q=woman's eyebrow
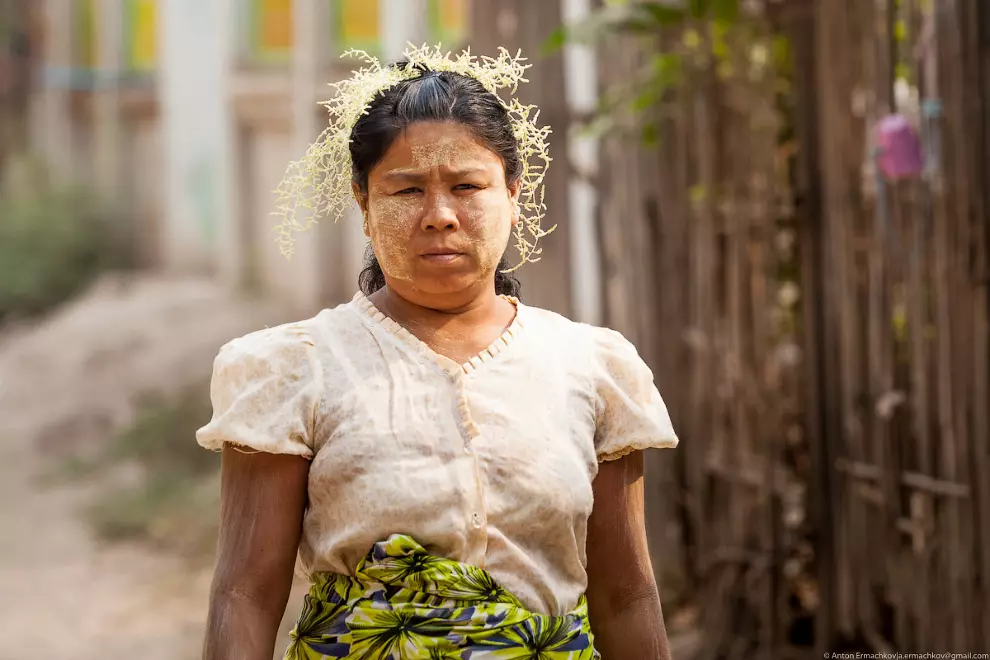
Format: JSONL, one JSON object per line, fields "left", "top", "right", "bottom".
{"left": 447, "top": 167, "right": 489, "bottom": 178}
{"left": 380, "top": 169, "right": 424, "bottom": 182}
{"left": 381, "top": 166, "right": 490, "bottom": 182}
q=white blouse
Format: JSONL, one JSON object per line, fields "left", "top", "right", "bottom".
{"left": 196, "top": 292, "right": 678, "bottom": 616}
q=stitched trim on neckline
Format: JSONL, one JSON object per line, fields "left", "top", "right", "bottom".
{"left": 351, "top": 292, "right": 525, "bottom": 376}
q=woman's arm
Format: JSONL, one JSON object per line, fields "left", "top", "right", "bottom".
{"left": 202, "top": 446, "right": 310, "bottom": 660}
{"left": 586, "top": 451, "right": 671, "bottom": 660}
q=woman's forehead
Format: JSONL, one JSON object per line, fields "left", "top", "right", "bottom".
{"left": 374, "top": 122, "right": 503, "bottom": 175}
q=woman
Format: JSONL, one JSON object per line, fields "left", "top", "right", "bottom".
{"left": 197, "top": 46, "right": 678, "bottom": 660}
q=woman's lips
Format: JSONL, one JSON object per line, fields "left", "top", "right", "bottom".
{"left": 421, "top": 252, "right": 465, "bottom": 264}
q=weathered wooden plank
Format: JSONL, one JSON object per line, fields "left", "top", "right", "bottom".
{"left": 972, "top": 5, "right": 990, "bottom": 633}
{"left": 901, "top": 471, "right": 970, "bottom": 498}
{"left": 788, "top": 1, "right": 835, "bottom": 649}
{"left": 973, "top": 283, "right": 990, "bottom": 648}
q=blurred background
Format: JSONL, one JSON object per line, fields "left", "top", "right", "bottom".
{"left": 0, "top": 0, "right": 988, "bottom": 658}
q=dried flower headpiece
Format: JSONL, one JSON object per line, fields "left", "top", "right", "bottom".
{"left": 273, "top": 43, "right": 553, "bottom": 272}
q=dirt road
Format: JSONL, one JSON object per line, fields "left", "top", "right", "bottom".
{"left": 0, "top": 275, "right": 290, "bottom": 659}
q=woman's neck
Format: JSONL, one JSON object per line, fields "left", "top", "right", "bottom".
{"left": 370, "top": 284, "right": 504, "bottom": 331}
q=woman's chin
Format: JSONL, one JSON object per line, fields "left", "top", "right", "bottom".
{"left": 382, "top": 257, "right": 497, "bottom": 299}
{"left": 413, "top": 267, "right": 490, "bottom": 297}
{"left": 416, "top": 277, "right": 476, "bottom": 297}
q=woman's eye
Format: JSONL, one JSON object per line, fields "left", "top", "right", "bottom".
{"left": 454, "top": 184, "right": 480, "bottom": 191}
{"left": 395, "top": 187, "right": 421, "bottom": 195}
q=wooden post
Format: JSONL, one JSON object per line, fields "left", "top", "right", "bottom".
{"left": 381, "top": 0, "right": 426, "bottom": 57}
{"left": 0, "top": 0, "right": 36, "bottom": 178}
{"left": 159, "top": 0, "right": 235, "bottom": 272}
{"left": 289, "top": 0, "right": 325, "bottom": 309}
{"left": 974, "top": 2, "right": 990, "bottom": 647}
{"left": 93, "top": 0, "right": 122, "bottom": 200}
{"left": 32, "top": 0, "right": 74, "bottom": 184}
{"left": 560, "top": 0, "right": 602, "bottom": 326}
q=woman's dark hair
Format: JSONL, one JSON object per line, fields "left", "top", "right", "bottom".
{"left": 351, "top": 64, "right": 522, "bottom": 298}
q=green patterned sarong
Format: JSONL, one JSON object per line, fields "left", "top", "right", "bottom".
{"left": 285, "top": 534, "right": 599, "bottom": 659}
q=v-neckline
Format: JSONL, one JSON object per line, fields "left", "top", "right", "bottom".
{"left": 352, "top": 291, "right": 525, "bottom": 376}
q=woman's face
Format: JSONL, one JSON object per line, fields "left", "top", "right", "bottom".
{"left": 357, "top": 121, "right": 520, "bottom": 301}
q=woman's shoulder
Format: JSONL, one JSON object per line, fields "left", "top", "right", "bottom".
{"left": 219, "top": 317, "right": 313, "bottom": 356}
{"left": 216, "top": 298, "right": 357, "bottom": 362}
{"left": 518, "top": 303, "right": 638, "bottom": 354}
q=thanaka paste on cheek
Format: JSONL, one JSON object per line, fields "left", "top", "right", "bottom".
{"left": 368, "top": 194, "right": 420, "bottom": 285}
{"left": 461, "top": 193, "right": 512, "bottom": 276}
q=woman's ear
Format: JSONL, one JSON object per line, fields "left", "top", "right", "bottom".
{"left": 352, "top": 181, "right": 368, "bottom": 214}
{"left": 352, "top": 182, "right": 371, "bottom": 236}
{"left": 508, "top": 179, "right": 522, "bottom": 227}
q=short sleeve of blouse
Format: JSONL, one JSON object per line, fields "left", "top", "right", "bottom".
{"left": 591, "top": 327, "right": 679, "bottom": 462}
{"left": 195, "top": 322, "right": 322, "bottom": 459}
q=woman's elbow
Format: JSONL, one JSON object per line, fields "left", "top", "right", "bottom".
{"left": 203, "top": 578, "right": 281, "bottom": 659}
{"left": 208, "top": 564, "right": 283, "bottom": 619}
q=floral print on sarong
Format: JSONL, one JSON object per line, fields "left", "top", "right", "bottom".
{"left": 285, "top": 534, "right": 599, "bottom": 660}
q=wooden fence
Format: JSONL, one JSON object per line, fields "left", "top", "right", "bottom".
{"left": 810, "top": 0, "right": 989, "bottom": 652}
{"left": 596, "top": 0, "right": 989, "bottom": 656}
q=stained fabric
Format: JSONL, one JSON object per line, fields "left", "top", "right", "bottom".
{"left": 197, "top": 292, "right": 678, "bottom": 615}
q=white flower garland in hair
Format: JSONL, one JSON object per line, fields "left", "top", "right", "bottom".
{"left": 272, "top": 43, "right": 554, "bottom": 272}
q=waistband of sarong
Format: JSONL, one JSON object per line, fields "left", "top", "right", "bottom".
{"left": 286, "top": 534, "right": 598, "bottom": 659}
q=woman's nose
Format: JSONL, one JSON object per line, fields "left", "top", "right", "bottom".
{"left": 421, "top": 194, "right": 460, "bottom": 232}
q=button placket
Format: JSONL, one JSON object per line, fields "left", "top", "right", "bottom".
{"left": 453, "top": 373, "right": 489, "bottom": 562}
{"left": 464, "top": 445, "right": 485, "bottom": 533}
